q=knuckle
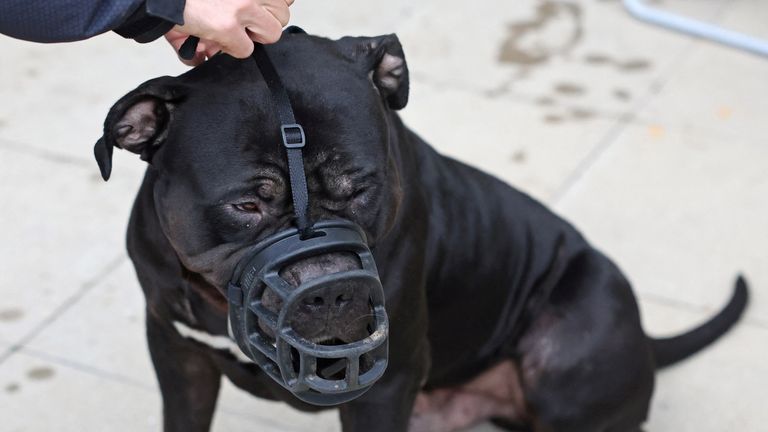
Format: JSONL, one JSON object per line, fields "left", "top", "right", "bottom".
{"left": 234, "top": 0, "right": 251, "bottom": 13}
{"left": 279, "top": 10, "right": 290, "bottom": 26}
{"left": 261, "top": 29, "right": 281, "bottom": 44}
{"left": 223, "top": 18, "right": 241, "bottom": 33}
{"left": 234, "top": 41, "right": 254, "bottom": 58}
{"left": 228, "top": 47, "right": 248, "bottom": 58}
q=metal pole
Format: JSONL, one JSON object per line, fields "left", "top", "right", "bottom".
{"left": 623, "top": 0, "right": 768, "bottom": 58}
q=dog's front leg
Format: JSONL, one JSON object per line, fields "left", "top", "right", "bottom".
{"left": 337, "top": 234, "right": 431, "bottom": 432}
{"left": 338, "top": 342, "right": 429, "bottom": 432}
{"left": 338, "top": 285, "right": 431, "bottom": 431}
{"left": 147, "top": 314, "right": 222, "bottom": 432}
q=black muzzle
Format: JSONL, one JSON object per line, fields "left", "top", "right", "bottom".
{"left": 227, "top": 220, "right": 388, "bottom": 406}
{"left": 225, "top": 39, "right": 389, "bottom": 406}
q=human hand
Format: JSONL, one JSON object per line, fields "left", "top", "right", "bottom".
{"left": 165, "top": 0, "right": 294, "bottom": 66}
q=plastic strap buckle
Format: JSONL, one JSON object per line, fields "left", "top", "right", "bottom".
{"left": 227, "top": 282, "right": 244, "bottom": 306}
{"left": 281, "top": 124, "right": 305, "bottom": 149}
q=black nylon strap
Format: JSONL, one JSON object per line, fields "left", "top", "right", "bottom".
{"left": 252, "top": 44, "right": 313, "bottom": 237}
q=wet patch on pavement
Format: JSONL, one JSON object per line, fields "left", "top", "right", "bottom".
{"left": 0, "top": 308, "right": 24, "bottom": 323}
{"left": 26, "top": 367, "right": 55, "bottom": 381}
{"left": 499, "top": 1, "right": 583, "bottom": 69}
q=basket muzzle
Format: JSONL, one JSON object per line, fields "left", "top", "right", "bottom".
{"left": 227, "top": 219, "right": 389, "bottom": 406}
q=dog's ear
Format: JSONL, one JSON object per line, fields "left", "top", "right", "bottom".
{"left": 337, "top": 34, "right": 410, "bottom": 110}
{"left": 94, "top": 76, "right": 188, "bottom": 181}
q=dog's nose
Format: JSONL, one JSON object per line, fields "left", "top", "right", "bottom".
{"left": 278, "top": 253, "right": 365, "bottom": 316}
{"left": 272, "top": 252, "right": 373, "bottom": 340}
{"left": 301, "top": 283, "right": 357, "bottom": 313}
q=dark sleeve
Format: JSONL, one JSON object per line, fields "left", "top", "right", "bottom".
{"left": 0, "top": 0, "right": 186, "bottom": 44}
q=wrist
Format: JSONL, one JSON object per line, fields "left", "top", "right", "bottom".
{"left": 114, "top": 0, "right": 187, "bottom": 43}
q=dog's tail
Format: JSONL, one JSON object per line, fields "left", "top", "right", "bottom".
{"left": 650, "top": 275, "right": 749, "bottom": 369}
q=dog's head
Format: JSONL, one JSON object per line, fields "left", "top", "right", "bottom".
{"left": 94, "top": 32, "right": 409, "bottom": 345}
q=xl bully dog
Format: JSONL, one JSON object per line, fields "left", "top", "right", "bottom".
{"left": 93, "top": 30, "right": 748, "bottom": 432}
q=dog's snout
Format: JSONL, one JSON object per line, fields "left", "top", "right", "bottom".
{"left": 279, "top": 252, "right": 361, "bottom": 287}
{"left": 284, "top": 253, "right": 366, "bottom": 316}
{"left": 259, "top": 251, "right": 373, "bottom": 342}
{"left": 301, "top": 284, "right": 357, "bottom": 312}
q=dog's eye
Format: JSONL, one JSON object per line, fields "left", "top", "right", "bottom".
{"left": 233, "top": 202, "right": 260, "bottom": 213}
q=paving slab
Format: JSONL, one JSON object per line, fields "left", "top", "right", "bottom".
{"left": 21, "top": 260, "right": 152, "bottom": 386}
{"left": 635, "top": 5, "right": 768, "bottom": 146}
{"left": 0, "top": 349, "right": 330, "bottom": 432}
{"left": 723, "top": 0, "right": 768, "bottom": 37}
{"left": 289, "top": 0, "right": 420, "bottom": 38}
{"left": 0, "top": 34, "right": 187, "bottom": 162}
{"left": 395, "top": 0, "right": 731, "bottom": 110}
{"left": 0, "top": 340, "right": 10, "bottom": 359}
{"left": 637, "top": 0, "right": 736, "bottom": 19}
{"left": 217, "top": 380, "right": 341, "bottom": 432}
{"left": 639, "top": 297, "right": 768, "bottom": 431}
{"left": 0, "top": 147, "right": 142, "bottom": 343}
{"left": 400, "top": 83, "right": 618, "bottom": 201}
{"left": 0, "top": 351, "right": 162, "bottom": 431}
{"left": 555, "top": 122, "right": 768, "bottom": 326}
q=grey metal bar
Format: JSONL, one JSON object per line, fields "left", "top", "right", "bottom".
{"left": 623, "top": 0, "right": 768, "bottom": 58}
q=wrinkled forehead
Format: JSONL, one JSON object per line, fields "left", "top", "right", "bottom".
{"left": 158, "top": 51, "right": 390, "bottom": 188}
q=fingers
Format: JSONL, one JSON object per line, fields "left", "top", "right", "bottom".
{"left": 165, "top": 31, "right": 201, "bottom": 66}
{"left": 245, "top": 12, "right": 284, "bottom": 44}
{"left": 164, "top": 32, "right": 224, "bottom": 66}
{"left": 169, "top": 0, "right": 296, "bottom": 62}
{"left": 188, "top": 40, "right": 224, "bottom": 65}
{"left": 263, "top": 0, "right": 291, "bottom": 27}
{"left": 242, "top": 0, "right": 289, "bottom": 44}
{"left": 202, "top": 41, "right": 223, "bottom": 59}
{"left": 182, "top": 52, "right": 207, "bottom": 67}
{"left": 218, "top": 25, "right": 256, "bottom": 58}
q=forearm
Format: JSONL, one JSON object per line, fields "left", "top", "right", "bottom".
{"left": 0, "top": 0, "right": 184, "bottom": 43}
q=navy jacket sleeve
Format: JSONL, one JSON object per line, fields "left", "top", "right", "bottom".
{"left": 0, "top": 0, "right": 185, "bottom": 43}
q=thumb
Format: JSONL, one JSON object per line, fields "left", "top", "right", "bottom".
{"left": 219, "top": 29, "right": 256, "bottom": 59}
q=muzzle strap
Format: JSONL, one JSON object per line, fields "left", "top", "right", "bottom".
{"left": 252, "top": 45, "right": 313, "bottom": 237}
{"left": 227, "top": 36, "right": 390, "bottom": 406}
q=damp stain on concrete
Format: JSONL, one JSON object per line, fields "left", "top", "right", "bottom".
{"left": 498, "top": 1, "right": 583, "bottom": 68}
{"left": 583, "top": 53, "right": 653, "bottom": 73}
{"left": 543, "top": 114, "right": 565, "bottom": 124}
{"left": 554, "top": 82, "right": 585, "bottom": 96}
{"left": 583, "top": 53, "right": 612, "bottom": 65}
{"left": 535, "top": 96, "right": 557, "bottom": 106}
{"left": 613, "top": 89, "right": 632, "bottom": 102}
{"left": 26, "top": 367, "right": 55, "bottom": 381}
{"left": 0, "top": 308, "right": 24, "bottom": 322}
{"left": 510, "top": 150, "right": 527, "bottom": 163}
{"left": 571, "top": 107, "right": 596, "bottom": 120}
{"left": 618, "top": 59, "right": 652, "bottom": 72}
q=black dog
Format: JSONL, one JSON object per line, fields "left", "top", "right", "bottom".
{"left": 93, "top": 31, "right": 748, "bottom": 432}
